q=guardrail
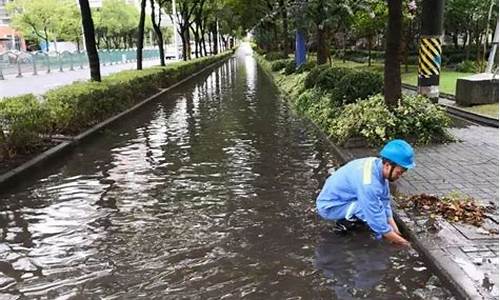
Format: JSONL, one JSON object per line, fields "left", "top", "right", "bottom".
{"left": 0, "top": 48, "right": 160, "bottom": 80}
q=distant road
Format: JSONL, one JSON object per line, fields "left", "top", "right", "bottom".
{"left": 0, "top": 58, "right": 171, "bottom": 98}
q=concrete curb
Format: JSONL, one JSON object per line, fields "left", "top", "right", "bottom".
{"left": 256, "top": 56, "right": 481, "bottom": 300}
{"left": 0, "top": 54, "right": 234, "bottom": 190}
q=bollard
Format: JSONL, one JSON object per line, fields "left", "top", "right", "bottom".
{"left": 32, "top": 54, "right": 37, "bottom": 75}
{"left": 69, "top": 52, "right": 74, "bottom": 71}
{"left": 46, "top": 55, "right": 51, "bottom": 73}
{"left": 79, "top": 51, "right": 84, "bottom": 69}
{"left": 58, "top": 53, "right": 63, "bottom": 72}
{"left": 16, "top": 57, "right": 22, "bottom": 78}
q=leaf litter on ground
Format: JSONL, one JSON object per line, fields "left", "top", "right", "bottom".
{"left": 396, "top": 192, "right": 487, "bottom": 227}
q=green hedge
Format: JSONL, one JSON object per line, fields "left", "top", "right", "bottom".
{"left": 0, "top": 51, "right": 233, "bottom": 160}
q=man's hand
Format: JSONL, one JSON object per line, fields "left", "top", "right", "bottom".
{"left": 383, "top": 230, "right": 410, "bottom": 246}
{"left": 388, "top": 217, "right": 401, "bottom": 235}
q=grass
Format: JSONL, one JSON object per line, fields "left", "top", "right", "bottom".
{"left": 400, "top": 65, "right": 474, "bottom": 95}
{"left": 461, "top": 103, "right": 499, "bottom": 119}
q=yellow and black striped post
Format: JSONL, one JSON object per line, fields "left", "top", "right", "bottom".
{"left": 417, "top": 0, "right": 444, "bottom": 103}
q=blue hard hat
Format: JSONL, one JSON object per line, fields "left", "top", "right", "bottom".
{"left": 379, "top": 139, "right": 416, "bottom": 169}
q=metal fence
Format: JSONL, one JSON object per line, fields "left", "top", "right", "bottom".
{"left": 0, "top": 49, "right": 160, "bottom": 79}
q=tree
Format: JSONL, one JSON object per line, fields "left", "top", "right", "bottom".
{"left": 93, "top": 0, "right": 139, "bottom": 49}
{"left": 352, "top": 1, "right": 387, "bottom": 66}
{"left": 53, "top": 2, "right": 84, "bottom": 50}
{"left": 78, "top": 0, "right": 101, "bottom": 81}
{"left": 6, "top": 0, "right": 64, "bottom": 51}
{"left": 306, "top": 0, "right": 356, "bottom": 65}
{"left": 384, "top": 0, "right": 402, "bottom": 107}
{"left": 151, "top": 0, "right": 167, "bottom": 66}
{"left": 137, "top": 0, "right": 147, "bottom": 69}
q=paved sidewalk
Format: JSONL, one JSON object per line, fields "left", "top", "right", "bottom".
{"left": 338, "top": 119, "right": 499, "bottom": 299}
{"left": 0, "top": 58, "right": 166, "bottom": 98}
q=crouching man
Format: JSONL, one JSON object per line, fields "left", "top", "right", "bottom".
{"left": 316, "top": 139, "right": 415, "bottom": 246}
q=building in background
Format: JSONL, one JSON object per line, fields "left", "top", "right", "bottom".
{"left": 0, "top": 0, "right": 26, "bottom": 52}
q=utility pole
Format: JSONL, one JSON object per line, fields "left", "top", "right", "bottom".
{"left": 417, "top": 0, "right": 445, "bottom": 103}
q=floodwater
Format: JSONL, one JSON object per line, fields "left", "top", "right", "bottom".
{"left": 0, "top": 44, "right": 454, "bottom": 299}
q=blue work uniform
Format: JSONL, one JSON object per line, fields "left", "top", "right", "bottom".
{"left": 316, "top": 157, "right": 393, "bottom": 237}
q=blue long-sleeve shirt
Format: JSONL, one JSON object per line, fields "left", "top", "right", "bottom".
{"left": 316, "top": 157, "right": 393, "bottom": 235}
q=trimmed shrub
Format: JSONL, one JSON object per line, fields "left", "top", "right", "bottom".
{"left": 329, "top": 93, "right": 451, "bottom": 145}
{"left": 304, "top": 64, "right": 330, "bottom": 89}
{"left": 284, "top": 59, "right": 296, "bottom": 75}
{"left": 0, "top": 94, "right": 50, "bottom": 157}
{"left": 329, "top": 94, "right": 395, "bottom": 145}
{"left": 265, "top": 51, "right": 288, "bottom": 61}
{"left": 315, "top": 67, "right": 352, "bottom": 91}
{"left": 271, "top": 59, "right": 289, "bottom": 71}
{"left": 335, "top": 70, "right": 383, "bottom": 105}
{"left": 455, "top": 60, "right": 478, "bottom": 73}
{"left": 392, "top": 94, "right": 451, "bottom": 144}
{"left": 295, "top": 61, "right": 316, "bottom": 73}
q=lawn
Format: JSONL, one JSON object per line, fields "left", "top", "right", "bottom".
{"left": 461, "top": 103, "right": 499, "bottom": 119}
{"left": 400, "top": 65, "right": 474, "bottom": 95}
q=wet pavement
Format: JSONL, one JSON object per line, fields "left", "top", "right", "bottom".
{"left": 0, "top": 45, "right": 456, "bottom": 298}
{"left": 341, "top": 116, "right": 499, "bottom": 299}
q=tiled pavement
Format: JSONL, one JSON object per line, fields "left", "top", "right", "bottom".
{"left": 339, "top": 117, "right": 499, "bottom": 299}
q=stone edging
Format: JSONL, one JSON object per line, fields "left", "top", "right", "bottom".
{"left": 0, "top": 54, "right": 234, "bottom": 190}
{"left": 256, "top": 55, "right": 478, "bottom": 300}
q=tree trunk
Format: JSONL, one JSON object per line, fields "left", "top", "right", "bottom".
{"left": 279, "top": 0, "right": 289, "bottom": 56}
{"left": 212, "top": 25, "right": 218, "bottom": 55}
{"left": 78, "top": 0, "right": 100, "bottom": 81}
{"left": 384, "top": 0, "right": 402, "bottom": 107}
{"left": 192, "top": 24, "right": 199, "bottom": 58}
{"left": 136, "top": 0, "right": 146, "bottom": 70}
{"left": 150, "top": 0, "right": 165, "bottom": 66}
{"left": 44, "top": 28, "right": 50, "bottom": 52}
{"left": 368, "top": 35, "right": 372, "bottom": 67}
{"left": 317, "top": 25, "right": 328, "bottom": 65}
{"left": 180, "top": 26, "right": 188, "bottom": 60}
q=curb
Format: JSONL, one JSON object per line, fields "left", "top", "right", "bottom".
{"left": 0, "top": 54, "right": 234, "bottom": 190}
{"left": 256, "top": 56, "right": 482, "bottom": 300}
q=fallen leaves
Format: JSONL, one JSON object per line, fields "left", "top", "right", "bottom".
{"left": 399, "top": 193, "right": 486, "bottom": 227}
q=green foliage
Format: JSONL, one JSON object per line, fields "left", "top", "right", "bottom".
{"left": 315, "top": 67, "right": 352, "bottom": 91}
{"left": 6, "top": 0, "right": 79, "bottom": 49}
{"left": 329, "top": 94, "right": 395, "bottom": 145}
{"left": 304, "top": 64, "right": 329, "bottom": 89}
{"left": 0, "top": 95, "right": 50, "bottom": 158}
{"left": 392, "top": 94, "right": 451, "bottom": 144}
{"left": 328, "top": 94, "right": 450, "bottom": 145}
{"left": 284, "top": 59, "right": 297, "bottom": 75}
{"left": 334, "top": 70, "right": 383, "bottom": 105}
{"left": 265, "top": 52, "right": 288, "bottom": 61}
{"left": 455, "top": 60, "right": 479, "bottom": 72}
{"left": 271, "top": 59, "right": 290, "bottom": 71}
{"left": 295, "top": 61, "right": 316, "bottom": 73}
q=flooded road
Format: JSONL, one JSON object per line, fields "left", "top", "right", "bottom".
{"left": 0, "top": 45, "right": 454, "bottom": 299}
